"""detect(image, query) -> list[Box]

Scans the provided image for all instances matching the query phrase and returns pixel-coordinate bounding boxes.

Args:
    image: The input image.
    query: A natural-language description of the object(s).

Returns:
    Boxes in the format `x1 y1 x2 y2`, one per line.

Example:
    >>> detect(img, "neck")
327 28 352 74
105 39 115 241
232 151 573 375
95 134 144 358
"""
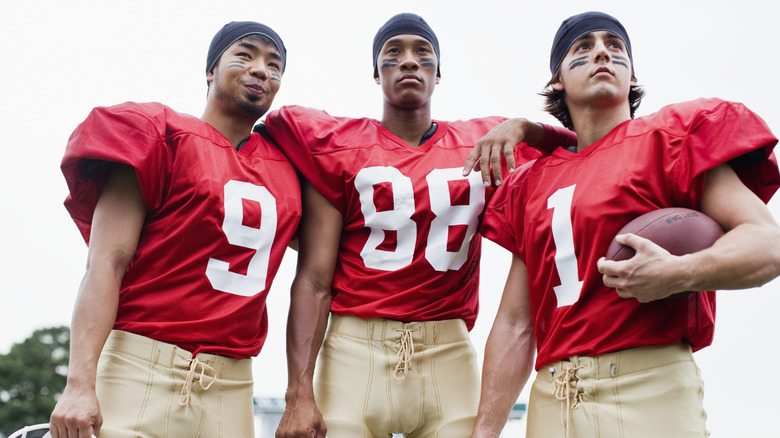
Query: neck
380 103 433 147
570 103 631 150
201 103 258 149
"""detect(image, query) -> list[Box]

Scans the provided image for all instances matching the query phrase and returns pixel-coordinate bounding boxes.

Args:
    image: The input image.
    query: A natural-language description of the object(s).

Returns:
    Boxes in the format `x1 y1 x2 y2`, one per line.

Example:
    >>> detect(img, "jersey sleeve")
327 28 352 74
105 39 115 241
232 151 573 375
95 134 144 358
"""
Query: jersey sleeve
674 99 779 204
535 123 578 153
481 162 534 257
264 106 322 182
265 105 354 211
61 102 172 243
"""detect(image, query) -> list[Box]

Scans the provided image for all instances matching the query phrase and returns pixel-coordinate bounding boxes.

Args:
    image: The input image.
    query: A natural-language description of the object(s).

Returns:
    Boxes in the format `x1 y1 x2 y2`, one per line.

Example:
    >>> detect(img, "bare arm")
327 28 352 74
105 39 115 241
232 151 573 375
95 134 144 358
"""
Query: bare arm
462 119 544 187
50 164 146 438
472 256 536 438
599 163 780 302
462 120 577 187
276 181 341 438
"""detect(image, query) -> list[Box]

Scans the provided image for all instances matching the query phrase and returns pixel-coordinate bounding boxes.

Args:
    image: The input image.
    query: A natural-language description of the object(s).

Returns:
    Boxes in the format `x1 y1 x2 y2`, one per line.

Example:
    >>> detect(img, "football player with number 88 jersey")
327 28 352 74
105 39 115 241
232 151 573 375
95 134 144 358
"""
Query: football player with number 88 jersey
474 11 780 438
50 22 300 438
266 13 576 438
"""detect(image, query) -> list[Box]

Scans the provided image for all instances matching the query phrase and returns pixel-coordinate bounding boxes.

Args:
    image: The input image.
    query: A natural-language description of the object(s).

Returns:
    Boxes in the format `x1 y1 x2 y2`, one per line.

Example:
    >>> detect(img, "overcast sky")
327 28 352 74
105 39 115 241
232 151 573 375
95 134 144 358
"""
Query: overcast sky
2 1 778 436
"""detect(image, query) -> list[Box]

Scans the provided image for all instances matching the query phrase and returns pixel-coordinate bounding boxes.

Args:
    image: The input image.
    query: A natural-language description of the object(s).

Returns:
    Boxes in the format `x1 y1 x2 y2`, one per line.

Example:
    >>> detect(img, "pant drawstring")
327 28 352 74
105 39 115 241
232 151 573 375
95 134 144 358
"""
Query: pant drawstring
393 327 415 380
179 356 217 414
551 364 583 438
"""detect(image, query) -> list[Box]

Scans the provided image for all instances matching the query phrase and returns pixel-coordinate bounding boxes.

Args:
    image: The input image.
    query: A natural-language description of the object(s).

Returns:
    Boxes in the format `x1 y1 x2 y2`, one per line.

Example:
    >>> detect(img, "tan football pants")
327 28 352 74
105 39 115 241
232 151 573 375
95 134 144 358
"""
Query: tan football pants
527 343 709 438
94 330 255 438
315 314 480 437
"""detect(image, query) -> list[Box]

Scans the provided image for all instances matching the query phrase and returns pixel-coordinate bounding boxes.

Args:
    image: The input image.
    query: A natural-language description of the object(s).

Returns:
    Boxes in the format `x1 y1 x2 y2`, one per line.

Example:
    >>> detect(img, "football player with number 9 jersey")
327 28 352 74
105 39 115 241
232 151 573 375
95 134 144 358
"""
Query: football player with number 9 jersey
49 22 300 438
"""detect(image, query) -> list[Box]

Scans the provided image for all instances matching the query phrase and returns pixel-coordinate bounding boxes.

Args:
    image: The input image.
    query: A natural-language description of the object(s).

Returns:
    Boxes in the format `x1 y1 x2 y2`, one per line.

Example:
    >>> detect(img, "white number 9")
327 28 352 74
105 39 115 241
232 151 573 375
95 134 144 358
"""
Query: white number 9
206 180 277 296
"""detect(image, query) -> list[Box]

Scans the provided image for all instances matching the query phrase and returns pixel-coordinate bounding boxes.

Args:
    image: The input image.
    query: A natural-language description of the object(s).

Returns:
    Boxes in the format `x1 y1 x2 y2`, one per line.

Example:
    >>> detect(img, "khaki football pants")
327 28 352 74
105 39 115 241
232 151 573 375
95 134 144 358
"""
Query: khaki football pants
94 330 255 438
528 343 709 438
315 314 480 437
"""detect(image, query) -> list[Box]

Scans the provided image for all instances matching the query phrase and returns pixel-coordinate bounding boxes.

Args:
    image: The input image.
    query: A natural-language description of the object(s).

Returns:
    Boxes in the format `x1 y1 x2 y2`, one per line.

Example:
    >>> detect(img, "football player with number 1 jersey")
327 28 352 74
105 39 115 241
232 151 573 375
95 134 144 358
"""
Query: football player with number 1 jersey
473 11 780 438
267 13 576 438
49 22 300 438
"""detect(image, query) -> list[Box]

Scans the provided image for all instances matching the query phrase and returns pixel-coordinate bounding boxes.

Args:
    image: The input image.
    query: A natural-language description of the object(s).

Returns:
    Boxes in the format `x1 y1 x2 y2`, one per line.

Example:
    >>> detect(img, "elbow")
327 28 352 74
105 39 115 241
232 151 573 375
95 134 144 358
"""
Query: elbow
291 273 333 304
754 249 780 287
756 226 780 286
85 248 135 282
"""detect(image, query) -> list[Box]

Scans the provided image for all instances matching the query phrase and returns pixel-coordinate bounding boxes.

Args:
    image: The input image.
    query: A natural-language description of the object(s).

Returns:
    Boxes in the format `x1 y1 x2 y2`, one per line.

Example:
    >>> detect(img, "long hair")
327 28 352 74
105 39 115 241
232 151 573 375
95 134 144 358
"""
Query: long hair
541 68 645 130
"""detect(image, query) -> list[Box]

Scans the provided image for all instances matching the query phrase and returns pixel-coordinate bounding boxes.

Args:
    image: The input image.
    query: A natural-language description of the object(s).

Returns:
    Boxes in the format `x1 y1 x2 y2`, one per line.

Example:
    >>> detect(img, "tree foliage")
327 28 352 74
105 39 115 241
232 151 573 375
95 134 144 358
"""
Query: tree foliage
0 326 69 435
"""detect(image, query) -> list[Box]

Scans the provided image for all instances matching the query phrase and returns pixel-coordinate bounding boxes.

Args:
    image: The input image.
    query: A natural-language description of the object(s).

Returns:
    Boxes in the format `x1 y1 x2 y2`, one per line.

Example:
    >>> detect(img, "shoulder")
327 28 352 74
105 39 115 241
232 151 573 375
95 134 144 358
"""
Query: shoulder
269 105 358 126
88 101 177 121
445 116 506 133
246 129 294 162
83 102 201 135
433 116 506 145
266 105 380 152
630 98 747 132
266 105 376 134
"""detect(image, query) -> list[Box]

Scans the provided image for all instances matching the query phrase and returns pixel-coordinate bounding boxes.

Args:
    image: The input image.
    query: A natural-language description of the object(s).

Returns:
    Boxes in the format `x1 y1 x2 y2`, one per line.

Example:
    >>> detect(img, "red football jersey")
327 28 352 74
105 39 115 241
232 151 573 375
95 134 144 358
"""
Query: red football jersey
61 102 302 358
266 106 562 330
482 98 780 368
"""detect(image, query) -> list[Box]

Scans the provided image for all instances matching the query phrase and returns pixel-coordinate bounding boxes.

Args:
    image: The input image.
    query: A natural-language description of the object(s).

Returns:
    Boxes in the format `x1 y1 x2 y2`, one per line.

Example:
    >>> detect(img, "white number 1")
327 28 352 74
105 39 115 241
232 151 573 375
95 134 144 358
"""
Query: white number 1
547 185 582 307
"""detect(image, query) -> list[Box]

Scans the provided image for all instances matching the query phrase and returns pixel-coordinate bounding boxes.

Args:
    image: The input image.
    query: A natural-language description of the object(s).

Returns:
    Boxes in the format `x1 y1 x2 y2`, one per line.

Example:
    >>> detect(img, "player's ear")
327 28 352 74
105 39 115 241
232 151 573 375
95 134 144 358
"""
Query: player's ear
375 76 381 85
552 80 564 92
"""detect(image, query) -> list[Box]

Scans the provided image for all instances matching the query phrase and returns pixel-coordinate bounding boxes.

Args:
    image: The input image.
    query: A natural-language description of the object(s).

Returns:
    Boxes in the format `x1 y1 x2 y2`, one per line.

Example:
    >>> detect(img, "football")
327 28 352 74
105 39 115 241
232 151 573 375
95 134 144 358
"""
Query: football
606 207 725 261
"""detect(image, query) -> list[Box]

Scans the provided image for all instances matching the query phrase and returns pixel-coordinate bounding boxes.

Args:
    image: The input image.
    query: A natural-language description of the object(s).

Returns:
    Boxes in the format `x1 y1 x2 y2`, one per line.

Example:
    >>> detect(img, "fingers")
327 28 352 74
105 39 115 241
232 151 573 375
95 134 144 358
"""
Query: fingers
615 233 651 251
480 143 493 186
50 414 98 438
49 423 60 438
93 414 102 437
489 143 504 185
463 139 517 187
504 143 516 174
462 147 480 177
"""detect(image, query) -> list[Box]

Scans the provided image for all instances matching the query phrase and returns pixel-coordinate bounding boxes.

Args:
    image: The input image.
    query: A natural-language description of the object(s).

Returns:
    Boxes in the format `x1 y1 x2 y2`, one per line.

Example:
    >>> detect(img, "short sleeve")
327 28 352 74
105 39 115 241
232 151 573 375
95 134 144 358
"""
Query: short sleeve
678 99 779 203
481 163 534 258
61 102 172 242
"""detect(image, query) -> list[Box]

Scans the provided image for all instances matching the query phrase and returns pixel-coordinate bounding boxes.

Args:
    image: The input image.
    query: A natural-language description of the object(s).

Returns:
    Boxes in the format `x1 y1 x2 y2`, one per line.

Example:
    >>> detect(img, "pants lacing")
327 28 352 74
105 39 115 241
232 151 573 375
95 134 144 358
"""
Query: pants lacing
179 356 217 414
551 364 583 438
392 327 415 380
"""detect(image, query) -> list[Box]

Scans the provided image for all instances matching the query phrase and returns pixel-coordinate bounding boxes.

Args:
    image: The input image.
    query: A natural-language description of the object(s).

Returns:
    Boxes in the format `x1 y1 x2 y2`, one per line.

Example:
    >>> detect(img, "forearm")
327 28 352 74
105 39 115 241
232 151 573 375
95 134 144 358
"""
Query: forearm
473 320 535 436
66 269 120 387
679 222 780 291
690 162 780 291
473 256 535 437
284 279 331 398
284 181 341 400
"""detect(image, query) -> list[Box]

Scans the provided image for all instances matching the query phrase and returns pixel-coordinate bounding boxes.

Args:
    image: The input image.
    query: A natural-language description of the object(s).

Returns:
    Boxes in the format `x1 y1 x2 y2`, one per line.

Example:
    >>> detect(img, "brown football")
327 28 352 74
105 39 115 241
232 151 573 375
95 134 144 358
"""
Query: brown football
606 207 725 261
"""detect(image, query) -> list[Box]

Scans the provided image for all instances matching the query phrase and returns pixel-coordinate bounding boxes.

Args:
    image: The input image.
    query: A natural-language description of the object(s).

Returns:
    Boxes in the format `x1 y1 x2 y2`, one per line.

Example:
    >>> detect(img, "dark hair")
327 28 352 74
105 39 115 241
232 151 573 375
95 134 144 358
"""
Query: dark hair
541 67 645 130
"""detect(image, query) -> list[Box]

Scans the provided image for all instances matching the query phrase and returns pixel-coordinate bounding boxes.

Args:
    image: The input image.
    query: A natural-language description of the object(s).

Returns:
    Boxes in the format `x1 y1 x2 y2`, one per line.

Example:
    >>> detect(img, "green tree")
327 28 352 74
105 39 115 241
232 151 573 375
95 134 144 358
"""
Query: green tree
0 326 69 436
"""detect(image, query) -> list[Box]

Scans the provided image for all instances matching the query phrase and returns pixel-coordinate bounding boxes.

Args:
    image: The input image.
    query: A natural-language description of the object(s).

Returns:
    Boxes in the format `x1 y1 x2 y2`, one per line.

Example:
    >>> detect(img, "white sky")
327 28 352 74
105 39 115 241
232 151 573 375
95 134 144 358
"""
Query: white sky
2 1 778 436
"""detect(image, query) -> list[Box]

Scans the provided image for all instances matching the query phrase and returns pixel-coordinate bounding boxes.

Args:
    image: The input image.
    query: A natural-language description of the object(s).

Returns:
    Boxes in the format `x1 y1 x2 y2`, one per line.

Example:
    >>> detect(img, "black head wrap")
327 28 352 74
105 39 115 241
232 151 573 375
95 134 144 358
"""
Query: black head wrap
372 13 440 78
550 11 632 74
206 21 287 75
